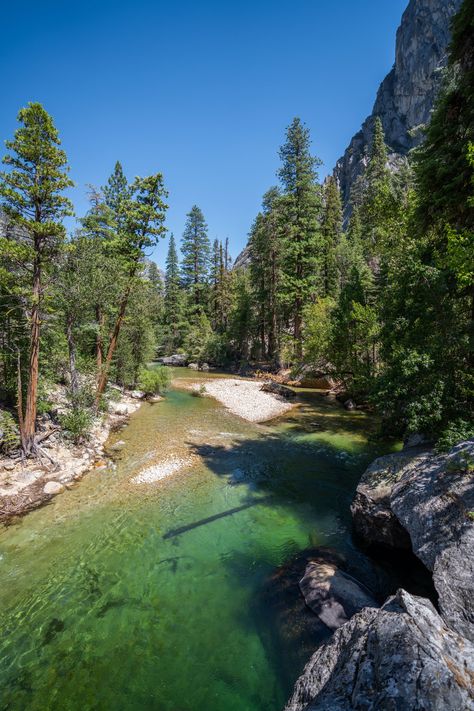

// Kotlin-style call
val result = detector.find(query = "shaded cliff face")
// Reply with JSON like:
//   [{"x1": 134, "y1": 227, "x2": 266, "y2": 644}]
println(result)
[{"x1": 334, "y1": 0, "x2": 462, "y2": 213}]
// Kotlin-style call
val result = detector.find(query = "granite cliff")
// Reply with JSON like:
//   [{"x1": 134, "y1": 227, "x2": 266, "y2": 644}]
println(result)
[{"x1": 334, "y1": 0, "x2": 462, "y2": 215}]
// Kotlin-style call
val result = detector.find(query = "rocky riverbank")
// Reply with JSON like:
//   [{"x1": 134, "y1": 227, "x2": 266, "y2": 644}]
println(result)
[
  {"x1": 0, "y1": 390, "x2": 146, "y2": 523},
  {"x1": 285, "y1": 439, "x2": 474, "y2": 710}
]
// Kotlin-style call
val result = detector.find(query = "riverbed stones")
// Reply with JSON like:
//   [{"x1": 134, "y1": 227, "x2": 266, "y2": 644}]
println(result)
[
  {"x1": 43, "y1": 481, "x2": 65, "y2": 495},
  {"x1": 299, "y1": 560, "x2": 378, "y2": 630},
  {"x1": 285, "y1": 589, "x2": 474, "y2": 711}
]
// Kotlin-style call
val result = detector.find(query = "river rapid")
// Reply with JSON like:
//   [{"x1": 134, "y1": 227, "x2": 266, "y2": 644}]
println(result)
[{"x1": 0, "y1": 370, "x2": 400, "y2": 711}]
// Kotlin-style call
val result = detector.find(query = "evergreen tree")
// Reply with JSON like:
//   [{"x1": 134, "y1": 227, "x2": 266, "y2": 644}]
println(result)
[
  {"x1": 321, "y1": 176, "x2": 343, "y2": 298},
  {"x1": 0, "y1": 103, "x2": 73, "y2": 454},
  {"x1": 95, "y1": 171, "x2": 168, "y2": 404},
  {"x1": 357, "y1": 117, "x2": 395, "y2": 255},
  {"x1": 180, "y1": 205, "x2": 211, "y2": 306},
  {"x1": 277, "y1": 118, "x2": 323, "y2": 357},
  {"x1": 249, "y1": 186, "x2": 282, "y2": 360},
  {"x1": 163, "y1": 234, "x2": 182, "y2": 350}
]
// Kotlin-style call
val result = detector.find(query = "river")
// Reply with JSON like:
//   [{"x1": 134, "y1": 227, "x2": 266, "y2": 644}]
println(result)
[{"x1": 0, "y1": 370, "x2": 400, "y2": 710}]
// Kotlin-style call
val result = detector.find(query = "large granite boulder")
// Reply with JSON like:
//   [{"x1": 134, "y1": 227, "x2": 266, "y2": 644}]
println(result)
[
  {"x1": 285, "y1": 589, "x2": 474, "y2": 711},
  {"x1": 350, "y1": 449, "x2": 429, "y2": 549},
  {"x1": 390, "y1": 440, "x2": 474, "y2": 641},
  {"x1": 352, "y1": 440, "x2": 474, "y2": 642},
  {"x1": 299, "y1": 559, "x2": 378, "y2": 630},
  {"x1": 157, "y1": 354, "x2": 187, "y2": 366}
]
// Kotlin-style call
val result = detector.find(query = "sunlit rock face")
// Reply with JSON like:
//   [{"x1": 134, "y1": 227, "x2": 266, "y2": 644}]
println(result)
[{"x1": 334, "y1": 0, "x2": 462, "y2": 218}]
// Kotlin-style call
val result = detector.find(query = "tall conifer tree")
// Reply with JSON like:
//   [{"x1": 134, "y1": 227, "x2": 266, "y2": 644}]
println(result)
[
  {"x1": 0, "y1": 103, "x2": 73, "y2": 454},
  {"x1": 180, "y1": 205, "x2": 211, "y2": 306},
  {"x1": 277, "y1": 118, "x2": 323, "y2": 357}
]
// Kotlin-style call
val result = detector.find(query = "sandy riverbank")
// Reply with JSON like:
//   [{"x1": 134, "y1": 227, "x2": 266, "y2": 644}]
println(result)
[
  {"x1": 189, "y1": 378, "x2": 297, "y2": 422},
  {"x1": 0, "y1": 392, "x2": 146, "y2": 523}
]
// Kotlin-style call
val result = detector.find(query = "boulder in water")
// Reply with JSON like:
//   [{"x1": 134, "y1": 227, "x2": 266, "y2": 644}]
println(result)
[
  {"x1": 299, "y1": 559, "x2": 378, "y2": 630},
  {"x1": 285, "y1": 589, "x2": 474, "y2": 711},
  {"x1": 352, "y1": 440, "x2": 474, "y2": 642}
]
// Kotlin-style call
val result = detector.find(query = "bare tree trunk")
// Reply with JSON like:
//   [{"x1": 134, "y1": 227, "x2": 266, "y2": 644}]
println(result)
[
  {"x1": 95, "y1": 280, "x2": 133, "y2": 408},
  {"x1": 66, "y1": 314, "x2": 79, "y2": 397},
  {"x1": 16, "y1": 350, "x2": 25, "y2": 446},
  {"x1": 95, "y1": 305, "x2": 104, "y2": 384},
  {"x1": 294, "y1": 297, "x2": 303, "y2": 361},
  {"x1": 22, "y1": 253, "x2": 41, "y2": 454}
]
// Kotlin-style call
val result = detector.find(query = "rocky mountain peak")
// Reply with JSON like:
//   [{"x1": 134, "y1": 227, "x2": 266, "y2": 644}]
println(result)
[{"x1": 334, "y1": 0, "x2": 462, "y2": 215}]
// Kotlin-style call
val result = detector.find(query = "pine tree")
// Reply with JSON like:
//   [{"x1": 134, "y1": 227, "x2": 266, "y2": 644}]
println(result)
[
  {"x1": 277, "y1": 118, "x2": 323, "y2": 358},
  {"x1": 95, "y1": 171, "x2": 168, "y2": 404},
  {"x1": 103, "y1": 161, "x2": 130, "y2": 232},
  {"x1": 321, "y1": 176, "x2": 343, "y2": 298},
  {"x1": 357, "y1": 117, "x2": 399, "y2": 257},
  {"x1": 0, "y1": 103, "x2": 73, "y2": 455},
  {"x1": 249, "y1": 186, "x2": 282, "y2": 360},
  {"x1": 163, "y1": 234, "x2": 182, "y2": 349},
  {"x1": 180, "y1": 205, "x2": 211, "y2": 306}
]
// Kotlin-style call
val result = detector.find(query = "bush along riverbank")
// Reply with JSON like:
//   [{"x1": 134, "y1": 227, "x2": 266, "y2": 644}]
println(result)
[
  {"x1": 284, "y1": 439, "x2": 474, "y2": 710},
  {"x1": 0, "y1": 384, "x2": 153, "y2": 523}
]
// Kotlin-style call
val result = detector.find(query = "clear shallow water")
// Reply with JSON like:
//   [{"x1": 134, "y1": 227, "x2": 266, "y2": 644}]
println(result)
[{"x1": 0, "y1": 371, "x2": 398, "y2": 711}]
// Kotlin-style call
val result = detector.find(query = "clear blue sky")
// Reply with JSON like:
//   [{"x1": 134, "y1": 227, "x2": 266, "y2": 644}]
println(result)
[{"x1": 0, "y1": 0, "x2": 407, "y2": 266}]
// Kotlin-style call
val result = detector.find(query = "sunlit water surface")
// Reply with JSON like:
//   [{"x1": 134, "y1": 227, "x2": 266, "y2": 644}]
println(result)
[{"x1": 0, "y1": 370, "x2": 399, "y2": 710}]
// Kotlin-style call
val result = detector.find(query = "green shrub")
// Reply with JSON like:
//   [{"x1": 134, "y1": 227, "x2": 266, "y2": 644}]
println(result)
[
  {"x1": 60, "y1": 408, "x2": 93, "y2": 444},
  {"x1": 436, "y1": 419, "x2": 474, "y2": 453},
  {"x1": 138, "y1": 366, "x2": 171, "y2": 396},
  {"x1": 0, "y1": 410, "x2": 20, "y2": 454},
  {"x1": 68, "y1": 384, "x2": 95, "y2": 410},
  {"x1": 36, "y1": 378, "x2": 54, "y2": 416}
]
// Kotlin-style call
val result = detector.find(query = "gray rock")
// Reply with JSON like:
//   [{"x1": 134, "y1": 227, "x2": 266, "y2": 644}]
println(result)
[
  {"x1": 343, "y1": 399, "x2": 355, "y2": 411},
  {"x1": 334, "y1": 0, "x2": 462, "y2": 220},
  {"x1": 352, "y1": 440, "x2": 474, "y2": 642},
  {"x1": 403, "y1": 432, "x2": 429, "y2": 449},
  {"x1": 232, "y1": 244, "x2": 251, "y2": 270},
  {"x1": 112, "y1": 403, "x2": 130, "y2": 416},
  {"x1": 390, "y1": 440, "x2": 474, "y2": 641},
  {"x1": 351, "y1": 450, "x2": 427, "y2": 548},
  {"x1": 43, "y1": 481, "x2": 64, "y2": 495},
  {"x1": 157, "y1": 354, "x2": 187, "y2": 366},
  {"x1": 290, "y1": 364, "x2": 337, "y2": 390},
  {"x1": 199, "y1": 362, "x2": 210, "y2": 371},
  {"x1": 260, "y1": 381, "x2": 296, "y2": 400},
  {"x1": 188, "y1": 363, "x2": 199, "y2": 370},
  {"x1": 299, "y1": 560, "x2": 378, "y2": 630},
  {"x1": 285, "y1": 589, "x2": 474, "y2": 711}
]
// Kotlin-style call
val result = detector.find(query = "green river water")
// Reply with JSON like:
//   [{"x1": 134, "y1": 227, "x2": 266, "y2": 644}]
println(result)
[{"x1": 0, "y1": 370, "x2": 401, "y2": 711}]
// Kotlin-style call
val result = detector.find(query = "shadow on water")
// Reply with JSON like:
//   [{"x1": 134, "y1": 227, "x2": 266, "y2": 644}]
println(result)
[{"x1": 162, "y1": 499, "x2": 272, "y2": 539}]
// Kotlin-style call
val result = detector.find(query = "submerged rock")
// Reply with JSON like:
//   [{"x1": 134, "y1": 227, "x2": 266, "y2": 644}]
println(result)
[
  {"x1": 285, "y1": 589, "x2": 474, "y2": 711},
  {"x1": 299, "y1": 560, "x2": 378, "y2": 631}
]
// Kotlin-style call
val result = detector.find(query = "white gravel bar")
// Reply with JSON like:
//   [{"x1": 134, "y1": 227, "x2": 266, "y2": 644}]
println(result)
[
  {"x1": 193, "y1": 378, "x2": 295, "y2": 422},
  {"x1": 132, "y1": 456, "x2": 191, "y2": 484}
]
